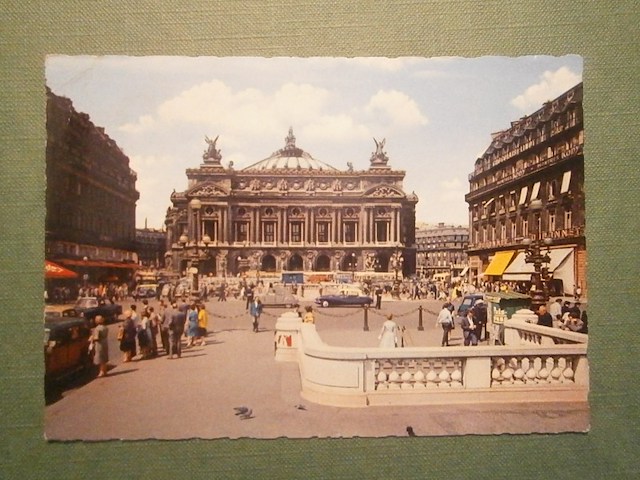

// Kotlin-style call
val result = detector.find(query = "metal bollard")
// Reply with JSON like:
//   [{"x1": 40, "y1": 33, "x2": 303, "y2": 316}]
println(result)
[
  {"x1": 418, "y1": 305, "x2": 424, "y2": 331},
  {"x1": 363, "y1": 304, "x2": 370, "y2": 331}
]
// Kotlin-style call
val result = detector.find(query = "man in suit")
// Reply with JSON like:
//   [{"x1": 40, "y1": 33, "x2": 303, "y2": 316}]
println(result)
[{"x1": 168, "y1": 304, "x2": 186, "y2": 359}]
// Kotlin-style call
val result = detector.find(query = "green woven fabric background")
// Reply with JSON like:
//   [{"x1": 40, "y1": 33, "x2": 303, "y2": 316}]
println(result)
[{"x1": 1, "y1": 1, "x2": 638, "y2": 478}]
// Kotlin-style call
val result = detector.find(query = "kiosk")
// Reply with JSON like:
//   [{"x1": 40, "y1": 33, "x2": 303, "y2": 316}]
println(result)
[{"x1": 484, "y1": 291, "x2": 532, "y2": 345}]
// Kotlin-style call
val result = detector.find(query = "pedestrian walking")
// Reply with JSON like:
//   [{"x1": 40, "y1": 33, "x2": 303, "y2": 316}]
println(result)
[
  {"x1": 471, "y1": 299, "x2": 487, "y2": 341},
  {"x1": 168, "y1": 306, "x2": 186, "y2": 359},
  {"x1": 375, "y1": 285, "x2": 383, "y2": 310},
  {"x1": 137, "y1": 311, "x2": 152, "y2": 359},
  {"x1": 378, "y1": 314, "x2": 398, "y2": 348},
  {"x1": 436, "y1": 303, "x2": 454, "y2": 346},
  {"x1": 185, "y1": 303, "x2": 199, "y2": 347},
  {"x1": 91, "y1": 315, "x2": 109, "y2": 377},
  {"x1": 159, "y1": 301, "x2": 173, "y2": 355},
  {"x1": 148, "y1": 306, "x2": 159, "y2": 357},
  {"x1": 196, "y1": 302, "x2": 209, "y2": 346},
  {"x1": 119, "y1": 310, "x2": 137, "y2": 362},
  {"x1": 461, "y1": 309, "x2": 478, "y2": 346},
  {"x1": 249, "y1": 297, "x2": 263, "y2": 332},
  {"x1": 245, "y1": 284, "x2": 254, "y2": 310}
]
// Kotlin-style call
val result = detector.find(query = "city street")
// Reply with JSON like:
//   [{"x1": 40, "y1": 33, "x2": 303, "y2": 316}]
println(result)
[{"x1": 44, "y1": 295, "x2": 589, "y2": 440}]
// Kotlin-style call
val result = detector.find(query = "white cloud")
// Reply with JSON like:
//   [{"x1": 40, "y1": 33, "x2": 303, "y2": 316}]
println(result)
[
  {"x1": 511, "y1": 66, "x2": 582, "y2": 111},
  {"x1": 118, "y1": 80, "x2": 334, "y2": 138},
  {"x1": 301, "y1": 114, "x2": 370, "y2": 142},
  {"x1": 365, "y1": 90, "x2": 428, "y2": 127}
]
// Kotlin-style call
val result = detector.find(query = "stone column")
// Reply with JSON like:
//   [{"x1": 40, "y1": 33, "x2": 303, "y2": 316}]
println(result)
[
  {"x1": 309, "y1": 208, "x2": 315, "y2": 245},
  {"x1": 274, "y1": 311, "x2": 303, "y2": 362}
]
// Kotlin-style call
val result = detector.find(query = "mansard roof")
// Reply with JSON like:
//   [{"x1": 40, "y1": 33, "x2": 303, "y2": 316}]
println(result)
[{"x1": 241, "y1": 127, "x2": 339, "y2": 172}]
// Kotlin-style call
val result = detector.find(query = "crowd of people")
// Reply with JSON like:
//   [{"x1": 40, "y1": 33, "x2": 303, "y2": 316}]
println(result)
[{"x1": 88, "y1": 298, "x2": 211, "y2": 377}]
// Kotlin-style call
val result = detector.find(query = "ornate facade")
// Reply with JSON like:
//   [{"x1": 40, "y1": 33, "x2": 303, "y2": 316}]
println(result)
[
  {"x1": 465, "y1": 83, "x2": 585, "y2": 296},
  {"x1": 165, "y1": 128, "x2": 418, "y2": 279},
  {"x1": 45, "y1": 88, "x2": 139, "y2": 283}
]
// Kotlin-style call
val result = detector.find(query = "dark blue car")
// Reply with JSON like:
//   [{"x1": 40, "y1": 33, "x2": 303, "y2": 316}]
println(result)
[{"x1": 315, "y1": 287, "x2": 373, "y2": 308}]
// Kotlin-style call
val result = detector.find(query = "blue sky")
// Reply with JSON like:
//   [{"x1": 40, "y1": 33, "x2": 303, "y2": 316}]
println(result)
[{"x1": 45, "y1": 55, "x2": 582, "y2": 229}]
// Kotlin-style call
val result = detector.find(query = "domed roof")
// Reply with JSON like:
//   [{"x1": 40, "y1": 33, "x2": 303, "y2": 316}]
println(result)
[{"x1": 242, "y1": 127, "x2": 339, "y2": 172}]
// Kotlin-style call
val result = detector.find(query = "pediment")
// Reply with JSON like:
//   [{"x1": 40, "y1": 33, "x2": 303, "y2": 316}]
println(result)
[
  {"x1": 363, "y1": 185, "x2": 405, "y2": 198},
  {"x1": 188, "y1": 183, "x2": 229, "y2": 197}
]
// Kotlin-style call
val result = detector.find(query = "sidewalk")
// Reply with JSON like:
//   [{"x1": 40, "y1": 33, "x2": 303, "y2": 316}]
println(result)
[{"x1": 44, "y1": 299, "x2": 589, "y2": 440}]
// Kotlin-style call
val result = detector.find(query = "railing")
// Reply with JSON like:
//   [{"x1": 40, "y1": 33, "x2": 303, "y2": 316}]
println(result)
[{"x1": 274, "y1": 313, "x2": 588, "y2": 408}]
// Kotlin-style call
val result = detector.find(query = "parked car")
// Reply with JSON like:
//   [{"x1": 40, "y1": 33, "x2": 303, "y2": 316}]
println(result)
[
  {"x1": 455, "y1": 293, "x2": 485, "y2": 323},
  {"x1": 315, "y1": 287, "x2": 373, "y2": 308},
  {"x1": 74, "y1": 296, "x2": 122, "y2": 325},
  {"x1": 133, "y1": 283, "x2": 158, "y2": 300},
  {"x1": 259, "y1": 286, "x2": 299, "y2": 308},
  {"x1": 44, "y1": 310, "x2": 93, "y2": 389}
]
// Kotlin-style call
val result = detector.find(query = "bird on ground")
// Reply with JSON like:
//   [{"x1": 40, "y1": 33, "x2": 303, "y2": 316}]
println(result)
[
  {"x1": 406, "y1": 426, "x2": 416, "y2": 437},
  {"x1": 294, "y1": 404, "x2": 307, "y2": 410},
  {"x1": 239, "y1": 409, "x2": 254, "y2": 420},
  {"x1": 234, "y1": 406, "x2": 250, "y2": 416}
]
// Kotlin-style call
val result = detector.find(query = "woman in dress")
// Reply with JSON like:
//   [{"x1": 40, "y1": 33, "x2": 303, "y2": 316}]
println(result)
[
  {"x1": 185, "y1": 303, "x2": 199, "y2": 347},
  {"x1": 92, "y1": 315, "x2": 109, "y2": 377},
  {"x1": 378, "y1": 314, "x2": 398, "y2": 348},
  {"x1": 119, "y1": 309, "x2": 137, "y2": 362},
  {"x1": 196, "y1": 302, "x2": 208, "y2": 346}
]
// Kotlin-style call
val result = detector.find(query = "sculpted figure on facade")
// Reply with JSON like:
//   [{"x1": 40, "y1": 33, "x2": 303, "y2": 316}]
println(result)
[
  {"x1": 306, "y1": 179, "x2": 316, "y2": 192},
  {"x1": 364, "y1": 252, "x2": 376, "y2": 271},
  {"x1": 250, "y1": 178, "x2": 261, "y2": 191},
  {"x1": 370, "y1": 137, "x2": 390, "y2": 167},
  {"x1": 279, "y1": 178, "x2": 289, "y2": 192},
  {"x1": 203, "y1": 135, "x2": 222, "y2": 163}
]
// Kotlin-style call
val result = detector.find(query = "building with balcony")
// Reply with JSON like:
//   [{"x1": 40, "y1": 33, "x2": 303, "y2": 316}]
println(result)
[
  {"x1": 164, "y1": 128, "x2": 418, "y2": 280},
  {"x1": 415, "y1": 223, "x2": 469, "y2": 281},
  {"x1": 465, "y1": 83, "x2": 585, "y2": 296},
  {"x1": 45, "y1": 87, "x2": 140, "y2": 284}
]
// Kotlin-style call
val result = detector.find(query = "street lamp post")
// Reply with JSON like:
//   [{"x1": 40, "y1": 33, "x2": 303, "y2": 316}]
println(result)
[
  {"x1": 190, "y1": 198, "x2": 202, "y2": 296},
  {"x1": 350, "y1": 252, "x2": 357, "y2": 282},
  {"x1": 390, "y1": 244, "x2": 404, "y2": 299},
  {"x1": 523, "y1": 199, "x2": 552, "y2": 312}
]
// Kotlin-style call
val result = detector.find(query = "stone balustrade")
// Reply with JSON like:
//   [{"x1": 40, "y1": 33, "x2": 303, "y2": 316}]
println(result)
[{"x1": 275, "y1": 311, "x2": 589, "y2": 408}]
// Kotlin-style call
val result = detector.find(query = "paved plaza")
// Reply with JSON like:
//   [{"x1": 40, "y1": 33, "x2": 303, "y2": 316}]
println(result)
[{"x1": 44, "y1": 296, "x2": 589, "y2": 440}]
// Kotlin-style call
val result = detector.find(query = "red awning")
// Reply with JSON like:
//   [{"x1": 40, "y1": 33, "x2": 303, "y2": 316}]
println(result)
[
  {"x1": 57, "y1": 259, "x2": 140, "y2": 269},
  {"x1": 45, "y1": 260, "x2": 78, "y2": 279}
]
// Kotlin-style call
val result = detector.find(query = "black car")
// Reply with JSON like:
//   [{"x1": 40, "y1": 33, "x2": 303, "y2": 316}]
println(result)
[
  {"x1": 44, "y1": 311, "x2": 93, "y2": 388},
  {"x1": 315, "y1": 287, "x2": 373, "y2": 308},
  {"x1": 455, "y1": 294, "x2": 485, "y2": 322}
]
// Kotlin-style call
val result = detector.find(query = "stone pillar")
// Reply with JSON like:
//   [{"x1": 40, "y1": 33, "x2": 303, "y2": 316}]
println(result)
[
  {"x1": 463, "y1": 357, "x2": 492, "y2": 388},
  {"x1": 274, "y1": 311, "x2": 302, "y2": 362}
]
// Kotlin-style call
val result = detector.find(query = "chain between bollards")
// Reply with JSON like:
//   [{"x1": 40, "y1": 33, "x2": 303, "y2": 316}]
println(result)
[
  {"x1": 418, "y1": 304, "x2": 424, "y2": 331},
  {"x1": 363, "y1": 304, "x2": 369, "y2": 331}
]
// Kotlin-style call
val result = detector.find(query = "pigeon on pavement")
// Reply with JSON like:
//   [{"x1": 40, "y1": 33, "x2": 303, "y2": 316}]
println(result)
[
  {"x1": 234, "y1": 406, "x2": 250, "y2": 416},
  {"x1": 239, "y1": 409, "x2": 254, "y2": 420},
  {"x1": 294, "y1": 404, "x2": 307, "y2": 410}
]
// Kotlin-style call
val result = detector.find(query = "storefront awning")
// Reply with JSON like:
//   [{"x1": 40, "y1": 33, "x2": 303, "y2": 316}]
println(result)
[
  {"x1": 482, "y1": 250, "x2": 516, "y2": 276},
  {"x1": 502, "y1": 247, "x2": 573, "y2": 281},
  {"x1": 57, "y1": 258, "x2": 140, "y2": 269},
  {"x1": 45, "y1": 260, "x2": 78, "y2": 279}
]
